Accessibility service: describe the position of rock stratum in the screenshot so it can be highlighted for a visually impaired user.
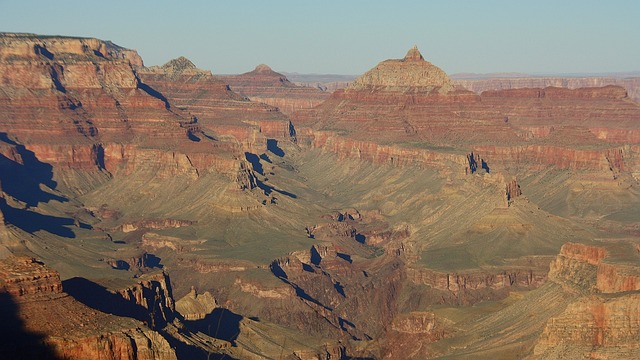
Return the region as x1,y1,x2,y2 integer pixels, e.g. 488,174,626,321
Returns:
1,34,640,359
221,63,330,115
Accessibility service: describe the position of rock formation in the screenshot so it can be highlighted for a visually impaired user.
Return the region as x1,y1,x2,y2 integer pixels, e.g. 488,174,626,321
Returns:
533,241,640,359
221,64,330,115
0,256,177,359
349,45,454,92
175,286,217,320
293,46,640,175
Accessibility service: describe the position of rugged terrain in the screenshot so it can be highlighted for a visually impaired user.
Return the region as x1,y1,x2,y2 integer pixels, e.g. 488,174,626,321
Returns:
0,33,639,359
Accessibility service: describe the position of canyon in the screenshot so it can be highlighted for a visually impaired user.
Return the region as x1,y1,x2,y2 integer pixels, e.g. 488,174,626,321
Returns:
0,33,639,359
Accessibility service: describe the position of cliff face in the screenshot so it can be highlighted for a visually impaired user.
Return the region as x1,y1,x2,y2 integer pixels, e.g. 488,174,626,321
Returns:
0,33,266,192
0,256,176,360
534,242,640,358
221,64,330,115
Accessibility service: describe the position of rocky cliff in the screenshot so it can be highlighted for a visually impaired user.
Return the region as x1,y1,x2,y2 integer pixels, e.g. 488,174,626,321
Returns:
292,46,640,175
0,256,176,359
221,64,330,115
533,241,640,359
0,33,264,193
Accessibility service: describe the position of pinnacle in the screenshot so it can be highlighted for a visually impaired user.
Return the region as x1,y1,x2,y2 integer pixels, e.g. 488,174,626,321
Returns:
162,56,197,72
254,64,273,72
404,45,424,62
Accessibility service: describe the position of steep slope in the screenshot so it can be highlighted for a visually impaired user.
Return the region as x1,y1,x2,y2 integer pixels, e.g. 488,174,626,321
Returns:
221,64,330,115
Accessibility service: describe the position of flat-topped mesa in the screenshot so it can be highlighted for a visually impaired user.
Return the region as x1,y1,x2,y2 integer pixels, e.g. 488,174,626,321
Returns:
0,32,143,67
348,45,454,93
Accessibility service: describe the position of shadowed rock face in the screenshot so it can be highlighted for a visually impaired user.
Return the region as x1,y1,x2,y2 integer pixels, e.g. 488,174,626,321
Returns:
0,256,177,360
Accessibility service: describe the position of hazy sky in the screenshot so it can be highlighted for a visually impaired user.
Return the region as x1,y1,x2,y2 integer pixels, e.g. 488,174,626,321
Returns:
1,0,638,75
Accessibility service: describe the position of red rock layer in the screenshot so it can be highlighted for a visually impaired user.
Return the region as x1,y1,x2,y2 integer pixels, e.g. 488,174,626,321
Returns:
532,241,640,358
533,294,640,359
220,64,330,115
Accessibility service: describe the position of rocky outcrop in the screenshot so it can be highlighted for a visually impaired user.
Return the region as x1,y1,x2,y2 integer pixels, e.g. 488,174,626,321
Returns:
0,256,176,359
534,294,640,359
381,312,454,359
0,256,63,298
407,266,547,299
505,178,522,203
221,64,330,115
548,242,640,293
175,286,217,320
115,271,176,329
534,241,640,358
0,33,244,185
120,218,196,233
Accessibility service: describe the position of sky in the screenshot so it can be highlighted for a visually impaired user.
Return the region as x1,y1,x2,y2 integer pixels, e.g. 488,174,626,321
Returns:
1,0,639,75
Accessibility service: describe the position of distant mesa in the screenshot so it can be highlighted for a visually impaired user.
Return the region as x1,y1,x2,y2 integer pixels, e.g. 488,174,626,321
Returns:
348,45,454,92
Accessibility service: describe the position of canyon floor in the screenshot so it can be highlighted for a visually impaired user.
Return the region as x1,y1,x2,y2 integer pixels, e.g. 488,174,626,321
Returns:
0,34,639,359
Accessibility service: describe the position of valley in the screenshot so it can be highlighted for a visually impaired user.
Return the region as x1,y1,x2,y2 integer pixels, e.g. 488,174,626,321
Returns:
0,33,639,359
